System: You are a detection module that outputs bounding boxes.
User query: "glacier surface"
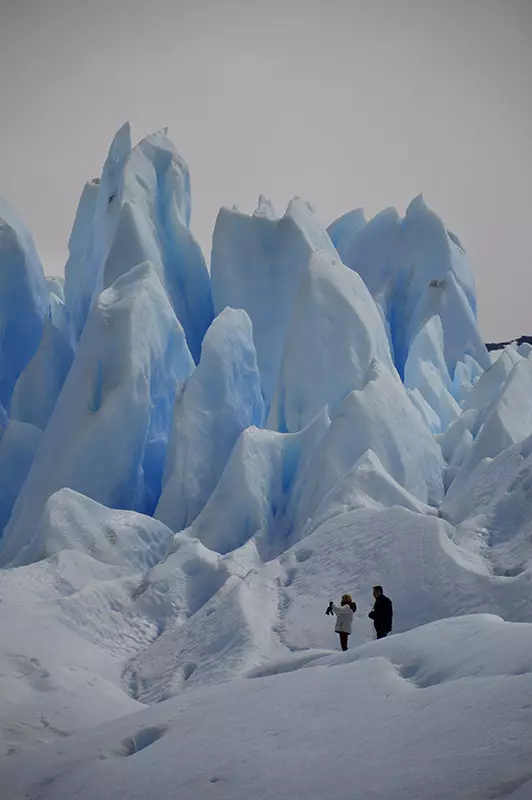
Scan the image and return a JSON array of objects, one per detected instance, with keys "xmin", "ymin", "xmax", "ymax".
[
  {"xmin": 0, "ymin": 199, "xmax": 48, "ymax": 411},
  {"xmin": 155, "ymin": 307, "xmax": 264, "ymax": 533},
  {"xmin": 0, "ymin": 261, "xmax": 194, "ymax": 567}
]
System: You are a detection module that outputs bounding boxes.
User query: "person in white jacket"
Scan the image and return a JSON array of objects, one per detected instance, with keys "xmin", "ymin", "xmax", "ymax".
[{"xmin": 326, "ymin": 594, "xmax": 357, "ymax": 651}]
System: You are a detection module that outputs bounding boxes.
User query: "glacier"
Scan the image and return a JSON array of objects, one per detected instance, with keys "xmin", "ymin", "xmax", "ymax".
[
  {"xmin": 268, "ymin": 249, "xmax": 396, "ymax": 432},
  {"xmin": 0, "ymin": 199, "xmax": 49, "ymax": 412},
  {"xmin": 325, "ymin": 193, "xmax": 490, "ymax": 380},
  {"xmin": 404, "ymin": 315, "xmax": 460, "ymax": 433},
  {"xmin": 12, "ymin": 487, "xmax": 175, "ymax": 570},
  {"xmin": 0, "ymin": 261, "xmax": 194, "ymax": 566},
  {"xmin": 0, "ymin": 420, "xmax": 42, "ymax": 539},
  {"xmin": 64, "ymin": 125, "xmax": 213, "ymax": 362},
  {"xmin": 10, "ymin": 308, "xmax": 74, "ymax": 431},
  {"xmin": 64, "ymin": 123, "xmax": 132, "ymax": 343},
  {"xmin": 1, "ymin": 123, "xmax": 532, "ymax": 799},
  {"xmin": 155, "ymin": 307, "xmax": 264, "ymax": 533},
  {"xmin": 211, "ymin": 197, "xmax": 338, "ymax": 413}
]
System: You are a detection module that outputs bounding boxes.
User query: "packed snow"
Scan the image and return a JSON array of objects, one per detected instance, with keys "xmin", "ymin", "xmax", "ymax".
[{"xmin": 0, "ymin": 124, "xmax": 531, "ymax": 799}]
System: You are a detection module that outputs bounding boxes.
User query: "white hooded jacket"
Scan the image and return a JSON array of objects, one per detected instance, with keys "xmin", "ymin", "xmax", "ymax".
[{"xmin": 332, "ymin": 603, "xmax": 354, "ymax": 634}]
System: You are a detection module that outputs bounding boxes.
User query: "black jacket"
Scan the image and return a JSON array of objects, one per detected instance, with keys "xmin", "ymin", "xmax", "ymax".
[{"xmin": 368, "ymin": 594, "xmax": 393, "ymax": 633}]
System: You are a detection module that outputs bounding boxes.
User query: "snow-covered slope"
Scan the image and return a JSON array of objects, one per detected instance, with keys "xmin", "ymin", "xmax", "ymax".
[
  {"xmin": 2, "ymin": 615, "xmax": 532, "ymax": 800},
  {"xmin": 0, "ymin": 123, "xmax": 531, "ymax": 798}
]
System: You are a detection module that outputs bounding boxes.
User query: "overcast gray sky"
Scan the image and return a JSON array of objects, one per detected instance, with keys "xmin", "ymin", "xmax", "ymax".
[{"xmin": 1, "ymin": 0, "xmax": 531, "ymax": 340}]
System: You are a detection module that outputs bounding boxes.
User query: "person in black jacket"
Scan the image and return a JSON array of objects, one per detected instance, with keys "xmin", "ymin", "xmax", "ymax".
[{"xmin": 368, "ymin": 585, "xmax": 393, "ymax": 639}]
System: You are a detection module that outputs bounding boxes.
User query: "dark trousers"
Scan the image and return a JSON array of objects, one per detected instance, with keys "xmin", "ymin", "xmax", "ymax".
[
  {"xmin": 338, "ymin": 632, "xmax": 349, "ymax": 651},
  {"xmin": 376, "ymin": 629, "xmax": 389, "ymax": 640}
]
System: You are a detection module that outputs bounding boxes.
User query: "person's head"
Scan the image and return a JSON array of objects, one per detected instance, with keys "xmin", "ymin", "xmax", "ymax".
[
  {"xmin": 372, "ymin": 585, "xmax": 383, "ymax": 599},
  {"xmin": 341, "ymin": 593, "xmax": 352, "ymax": 605}
]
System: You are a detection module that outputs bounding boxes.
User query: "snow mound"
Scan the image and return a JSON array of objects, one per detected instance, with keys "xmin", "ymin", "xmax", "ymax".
[
  {"xmin": 2, "ymin": 615, "xmax": 532, "ymax": 800},
  {"xmin": 309, "ymin": 613, "xmax": 532, "ymax": 685},
  {"xmin": 130, "ymin": 533, "xmax": 229, "ymax": 634},
  {"xmin": 0, "ymin": 551, "xmax": 147, "ymax": 756},
  {"xmin": 278, "ymin": 505, "xmax": 532, "ymax": 655},
  {"xmin": 127, "ymin": 494, "xmax": 532, "ymax": 705},
  {"xmin": 127, "ymin": 563, "xmax": 287, "ymax": 704},
  {"xmin": 11, "ymin": 488, "xmax": 174, "ymax": 570},
  {"xmin": 305, "ymin": 448, "xmax": 436, "ymax": 535}
]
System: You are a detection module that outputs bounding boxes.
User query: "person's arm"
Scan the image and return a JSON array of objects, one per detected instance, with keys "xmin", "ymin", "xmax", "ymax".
[{"xmin": 333, "ymin": 605, "xmax": 353, "ymax": 618}]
